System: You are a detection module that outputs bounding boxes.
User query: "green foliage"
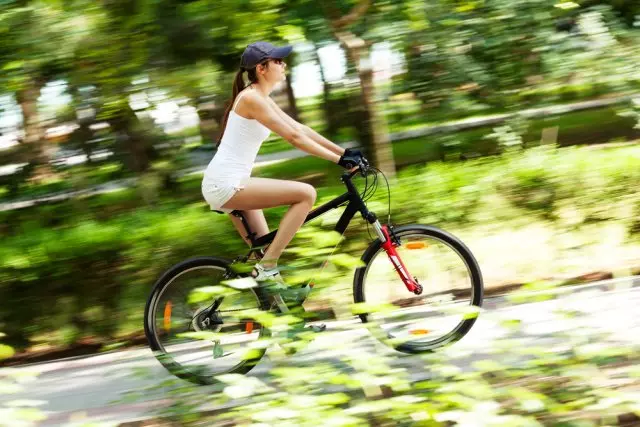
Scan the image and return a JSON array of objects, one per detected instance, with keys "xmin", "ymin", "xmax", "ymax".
[
  {"xmin": 1, "ymin": 0, "xmax": 640, "ymax": 354},
  {"xmin": 398, "ymin": 0, "xmax": 640, "ymax": 116},
  {"xmin": 0, "ymin": 339, "xmax": 14, "ymax": 360},
  {"xmin": 483, "ymin": 114, "xmax": 532, "ymax": 152},
  {"xmin": 124, "ymin": 298, "xmax": 640, "ymax": 426},
  {"xmin": 1, "ymin": 144, "xmax": 639, "ymax": 350},
  {"xmin": 2, "ymin": 0, "xmax": 640, "ymax": 190}
]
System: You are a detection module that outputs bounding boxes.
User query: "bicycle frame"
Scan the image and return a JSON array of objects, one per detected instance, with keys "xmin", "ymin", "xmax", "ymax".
[
  {"xmin": 232, "ymin": 169, "xmax": 421, "ymax": 295},
  {"xmin": 237, "ymin": 170, "xmax": 370, "ymax": 248}
]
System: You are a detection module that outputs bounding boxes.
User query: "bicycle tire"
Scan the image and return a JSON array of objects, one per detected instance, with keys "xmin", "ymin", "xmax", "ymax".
[
  {"xmin": 353, "ymin": 224, "xmax": 483, "ymax": 353},
  {"xmin": 144, "ymin": 256, "xmax": 270, "ymax": 385}
]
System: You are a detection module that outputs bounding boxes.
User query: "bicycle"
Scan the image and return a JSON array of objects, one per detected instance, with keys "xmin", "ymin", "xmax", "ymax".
[{"xmin": 144, "ymin": 158, "xmax": 484, "ymax": 385}]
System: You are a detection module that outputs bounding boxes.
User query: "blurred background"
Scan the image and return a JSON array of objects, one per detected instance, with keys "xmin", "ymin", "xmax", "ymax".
[{"xmin": 1, "ymin": 0, "xmax": 639, "ymax": 368}]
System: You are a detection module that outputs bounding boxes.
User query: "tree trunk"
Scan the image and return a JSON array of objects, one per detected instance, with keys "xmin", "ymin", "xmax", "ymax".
[
  {"xmin": 76, "ymin": 122, "xmax": 94, "ymax": 165},
  {"xmin": 284, "ymin": 73, "xmax": 299, "ymax": 122},
  {"xmin": 108, "ymin": 102, "xmax": 154, "ymax": 173},
  {"xmin": 72, "ymin": 89, "xmax": 95, "ymax": 165},
  {"xmin": 15, "ymin": 79, "xmax": 54, "ymax": 179},
  {"xmin": 342, "ymin": 39, "xmax": 396, "ymax": 177},
  {"xmin": 195, "ymin": 98, "xmax": 222, "ymax": 147},
  {"xmin": 322, "ymin": 0, "xmax": 396, "ymax": 176},
  {"xmin": 312, "ymin": 43, "xmax": 334, "ymax": 137}
]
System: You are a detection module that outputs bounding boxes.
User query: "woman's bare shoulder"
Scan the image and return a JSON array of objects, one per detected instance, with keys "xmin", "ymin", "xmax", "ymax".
[{"xmin": 236, "ymin": 88, "xmax": 270, "ymax": 117}]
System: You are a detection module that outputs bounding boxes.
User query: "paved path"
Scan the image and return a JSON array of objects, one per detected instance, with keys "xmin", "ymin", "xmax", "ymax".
[{"xmin": 1, "ymin": 276, "xmax": 639, "ymax": 426}]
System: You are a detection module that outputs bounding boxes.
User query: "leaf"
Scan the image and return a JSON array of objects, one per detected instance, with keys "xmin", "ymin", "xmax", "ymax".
[
  {"xmin": 0, "ymin": 344, "xmax": 15, "ymax": 361},
  {"xmin": 276, "ymin": 24, "xmax": 305, "ymax": 44},
  {"xmin": 222, "ymin": 278, "xmax": 258, "ymax": 290},
  {"xmin": 554, "ymin": 2, "xmax": 580, "ymax": 10},
  {"xmin": 462, "ymin": 305, "xmax": 482, "ymax": 319},
  {"xmin": 472, "ymin": 359, "xmax": 506, "ymax": 372},
  {"xmin": 317, "ymin": 393, "xmax": 351, "ymax": 406},
  {"xmin": 187, "ymin": 286, "xmax": 231, "ymax": 303},
  {"xmin": 2, "ymin": 61, "xmax": 25, "ymax": 71},
  {"xmin": 329, "ymin": 253, "xmax": 365, "ymax": 269},
  {"xmin": 213, "ymin": 341, "xmax": 224, "ymax": 358},
  {"xmin": 350, "ymin": 301, "xmax": 396, "ymax": 315},
  {"xmin": 310, "ymin": 231, "xmax": 343, "ymax": 248}
]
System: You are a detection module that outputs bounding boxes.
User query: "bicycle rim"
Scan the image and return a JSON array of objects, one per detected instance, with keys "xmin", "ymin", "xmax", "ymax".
[
  {"xmin": 149, "ymin": 263, "xmax": 267, "ymax": 382},
  {"xmin": 358, "ymin": 227, "xmax": 481, "ymax": 352}
]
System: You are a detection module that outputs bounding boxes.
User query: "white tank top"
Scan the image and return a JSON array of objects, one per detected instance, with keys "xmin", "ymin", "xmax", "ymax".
[{"xmin": 203, "ymin": 89, "xmax": 271, "ymax": 185}]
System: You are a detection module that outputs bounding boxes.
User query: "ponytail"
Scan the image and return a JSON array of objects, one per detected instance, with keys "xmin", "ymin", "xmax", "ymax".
[
  {"xmin": 217, "ymin": 69, "xmax": 247, "ymax": 145},
  {"xmin": 215, "ymin": 62, "xmax": 265, "ymax": 146}
]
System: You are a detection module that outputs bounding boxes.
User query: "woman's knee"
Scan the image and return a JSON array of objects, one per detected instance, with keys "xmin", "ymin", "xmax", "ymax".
[
  {"xmin": 289, "ymin": 182, "xmax": 315, "ymax": 206},
  {"xmin": 299, "ymin": 183, "xmax": 316, "ymax": 206}
]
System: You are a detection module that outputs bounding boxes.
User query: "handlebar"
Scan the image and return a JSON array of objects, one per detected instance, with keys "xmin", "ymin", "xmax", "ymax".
[{"xmin": 343, "ymin": 156, "xmax": 371, "ymax": 180}]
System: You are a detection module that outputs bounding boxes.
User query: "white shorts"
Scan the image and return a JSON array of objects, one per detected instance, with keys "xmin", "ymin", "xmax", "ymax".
[{"xmin": 201, "ymin": 177, "xmax": 247, "ymax": 213}]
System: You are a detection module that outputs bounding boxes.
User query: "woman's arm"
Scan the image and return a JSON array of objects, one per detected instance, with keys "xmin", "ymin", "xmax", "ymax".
[
  {"xmin": 267, "ymin": 97, "xmax": 345, "ymax": 156},
  {"xmin": 246, "ymin": 93, "xmax": 341, "ymax": 164},
  {"xmin": 301, "ymin": 125, "xmax": 345, "ymax": 156}
]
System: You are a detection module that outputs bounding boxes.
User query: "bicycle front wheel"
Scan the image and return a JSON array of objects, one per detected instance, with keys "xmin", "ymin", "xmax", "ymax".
[
  {"xmin": 144, "ymin": 257, "xmax": 269, "ymax": 385},
  {"xmin": 354, "ymin": 225, "xmax": 483, "ymax": 353}
]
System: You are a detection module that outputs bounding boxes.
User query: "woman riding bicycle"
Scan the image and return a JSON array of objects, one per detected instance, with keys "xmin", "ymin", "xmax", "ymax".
[
  {"xmin": 148, "ymin": 45, "xmax": 482, "ymax": 381},
  {"xmin": 201, "ymin": 41, "xmax": 361, "ymax": 293}
]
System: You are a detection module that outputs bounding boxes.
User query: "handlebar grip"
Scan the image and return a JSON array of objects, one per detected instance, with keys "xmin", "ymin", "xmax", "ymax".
[{"xmin": 342, "ymin": 156, "xmax": 371, "ymax": 180}]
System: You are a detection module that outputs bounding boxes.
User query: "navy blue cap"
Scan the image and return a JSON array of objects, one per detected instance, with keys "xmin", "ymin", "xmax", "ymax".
[{"xmin": 240, "ymin": 41, "xmax": 293, "ymax": 69}]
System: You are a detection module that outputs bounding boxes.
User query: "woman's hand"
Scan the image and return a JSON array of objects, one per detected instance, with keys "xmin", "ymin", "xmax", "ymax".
[{"xmin": 338, "ymin": 151, "xmax": 362, "ymax": 171}]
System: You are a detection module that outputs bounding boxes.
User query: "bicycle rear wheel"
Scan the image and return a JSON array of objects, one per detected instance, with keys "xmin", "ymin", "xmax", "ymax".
[
  {"xmin": 354, "ymin": 224, "xmax": 483, "ymax": 353},
  {"xmin": 144, "ymin": 257, "xmax": 270, "ymax": 385}
]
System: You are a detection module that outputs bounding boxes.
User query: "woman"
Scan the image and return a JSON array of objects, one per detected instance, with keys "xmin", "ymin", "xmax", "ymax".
[{"xmin": 201, "ymin": 41, "xmax": 360, "ymax": 292}]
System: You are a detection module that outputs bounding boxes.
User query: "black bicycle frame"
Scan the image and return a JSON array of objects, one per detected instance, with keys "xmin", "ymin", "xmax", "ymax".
[
  {"xmin": 232, "ymin": 168, "xmax": 422, "ymax": 295},
  {"xmin": 234, "ymin": 170, "xmax": 378, "ymax": 253}
]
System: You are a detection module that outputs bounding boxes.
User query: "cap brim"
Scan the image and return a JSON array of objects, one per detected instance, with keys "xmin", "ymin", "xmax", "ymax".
[{"xmin": 269, "ymin": 45, "xmax": 293, "ymax": 59}]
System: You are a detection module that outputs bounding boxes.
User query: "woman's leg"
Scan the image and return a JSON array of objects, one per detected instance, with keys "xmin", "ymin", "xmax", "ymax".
[
  {"xmin": 221, "ymin": 177, "xmax": 316, "ymax": 267},
  {"xmin": 228, "ymin": 209, "xmax": 269, "ymax": 246}
]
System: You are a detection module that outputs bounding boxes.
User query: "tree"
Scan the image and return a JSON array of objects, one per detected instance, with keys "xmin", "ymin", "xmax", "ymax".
[
  {"xmin": 0, "ymin": 1, "xmax": 77, "ymax": 179},
  {"xmin": 144, "ymin": 0, "xmax": 301, "ymax": 146},
  {"xmin": 322, "ymin": 0, "xmax": 396, "ymax": 176}
]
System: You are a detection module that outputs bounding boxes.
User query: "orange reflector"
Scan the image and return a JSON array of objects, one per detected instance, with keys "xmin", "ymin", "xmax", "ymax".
[
  {"xmin": 245, "ymin": 321, "xmax": 254, "ymax": 334},
  {"xmin": 405, "ymin": 242, "xmax": 427, "ymax": 250},
  {"xmin": 409, "ymin": 329, "xmax": 430, "ymax": 335},
  {"xmin": 164, "ymin": 301, "xmax": 172, "ymax": 332}
]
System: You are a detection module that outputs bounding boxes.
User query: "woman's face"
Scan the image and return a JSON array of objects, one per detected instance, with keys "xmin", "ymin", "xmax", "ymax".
[{"xmin": 258, "ymin": 58, "xmax": 287, "ymax": 83}]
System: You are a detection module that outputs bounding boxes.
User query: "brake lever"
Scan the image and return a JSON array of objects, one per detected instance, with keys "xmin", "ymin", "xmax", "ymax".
[{"xmin": 358, "ymin": 160, "xmax": 367, "ymax": 177}]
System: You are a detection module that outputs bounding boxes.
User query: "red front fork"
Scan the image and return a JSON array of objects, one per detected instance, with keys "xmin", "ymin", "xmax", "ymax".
[{"xmin": 380, "ymin": 225, "xmax": 422, "ymax": 294}]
